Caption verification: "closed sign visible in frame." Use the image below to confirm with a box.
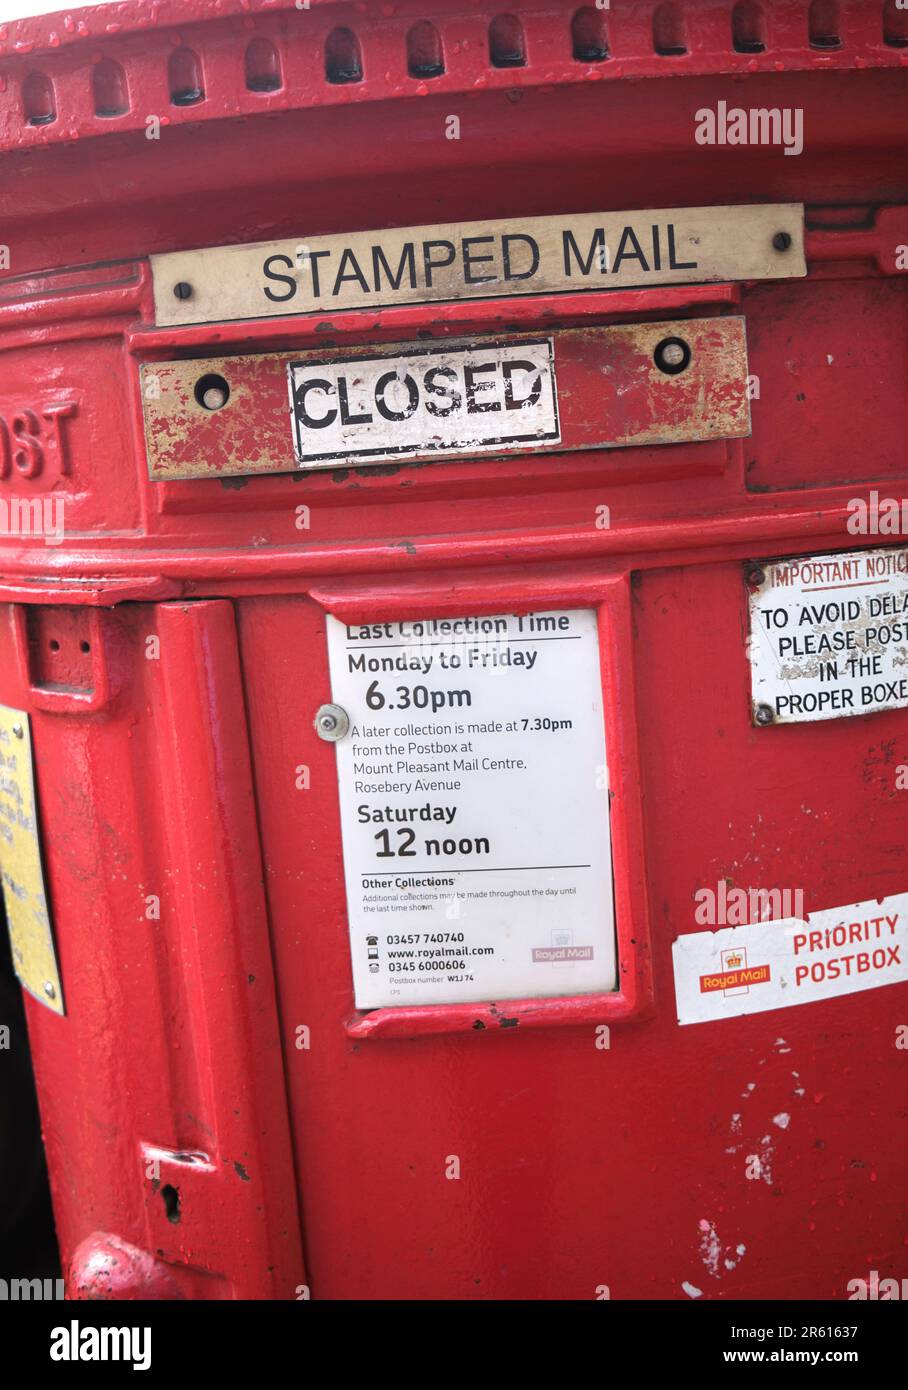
[288,339,558,466]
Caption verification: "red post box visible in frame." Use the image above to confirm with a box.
[0,0,906,1302]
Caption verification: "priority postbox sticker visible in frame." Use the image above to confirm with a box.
[672,892,908,1025]
[288,338,559,466]
[324,608,616,1011]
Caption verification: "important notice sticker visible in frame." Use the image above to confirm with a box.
[325,609,616,1010]
[673,892,908,1025]
[748,546,908,724]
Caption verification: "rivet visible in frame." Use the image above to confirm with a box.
[654,337,692,375]
[173,281,193,300]
[747,567,766,587]
[659,342,685,367]
[194,373,231,411]
[754,704,775,726]
[315,703,349,741]
[43,981,56,999]
[772,232,792,252]
[11,723,24,739]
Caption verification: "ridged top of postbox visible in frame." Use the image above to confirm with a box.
[0,0,905,154]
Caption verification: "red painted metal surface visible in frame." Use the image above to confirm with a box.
[0,0,906,1300]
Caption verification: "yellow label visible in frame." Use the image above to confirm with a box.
[0,706,63,1014]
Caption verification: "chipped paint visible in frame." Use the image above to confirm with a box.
[699,1219,722,1276]
[698,1222,747,1279]
[758,1136,775,1184]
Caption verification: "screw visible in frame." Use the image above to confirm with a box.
[659,342,685,368]
[194,373,231,411]
[315,703,349,741]
[747,567,766,588]
[754,704,775,726]
[173,281,193,300]
[43,981,56,999]
[11,723,23,739]
[772,232,792,252]
[654,337,691,375]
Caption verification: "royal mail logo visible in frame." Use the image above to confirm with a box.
[699,945,771,995]
[532,946,594,962]
[701,963,771,993]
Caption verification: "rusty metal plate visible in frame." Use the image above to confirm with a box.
[0,705,63,1014]
[151,204,805,326]
[141,317,750,480]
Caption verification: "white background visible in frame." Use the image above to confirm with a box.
[0,1,121,19]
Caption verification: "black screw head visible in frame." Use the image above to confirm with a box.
[173,281,193,301]
[748,567,766,588]
[754,704,775,726]
[772,232,792,252]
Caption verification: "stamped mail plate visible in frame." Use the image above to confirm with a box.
[151,203,805,327]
